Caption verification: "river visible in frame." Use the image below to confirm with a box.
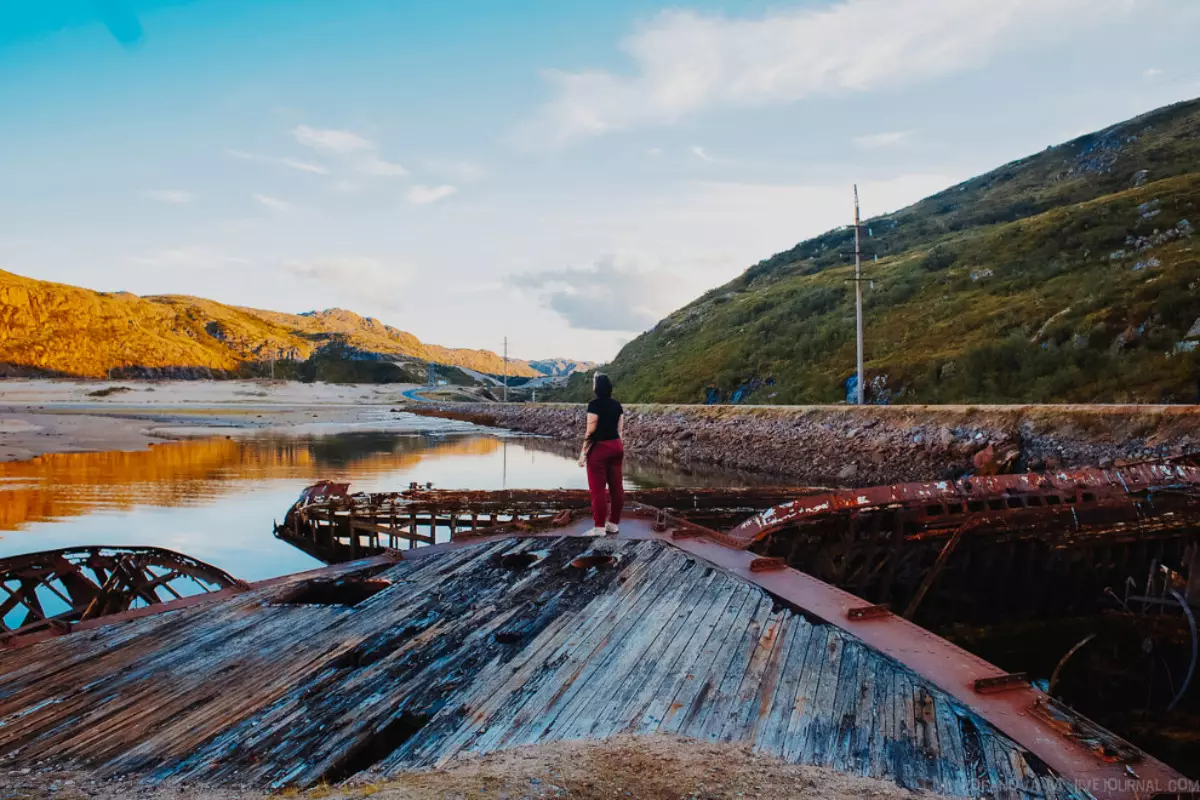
[0,414,767,586]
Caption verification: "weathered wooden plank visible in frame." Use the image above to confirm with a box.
[719,607,791,744]
[678,593,773,740]
[798,628,848,768]
[847,641,877,778]
[751,610,807,757]
[910,683,941,792]
[587,562,721,739]
[890,664,919,791]
[984,732,1026,800]
[554,557,704,740]
[780,618,830,764]
[470,545,683,751]
[868,652,898,784]
[823,636,865,771]
[413,546,670,765]
[115,540,591,783]
[658,582,756,734]
[624,568,737,734]
[931,695,969,796]
[527,551,694,744]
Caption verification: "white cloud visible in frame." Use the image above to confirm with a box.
[357,155,409,177]
[423,159,487,182]
[141,189,193,204]
[647,147,664,156]
[282,257,412,309]
[332,179,363,195]
[854,130,915,149]
[405,184,458,205]
[525,0,1140,145]
[690,145,715,163]
[1143,67,1164,78]
[499,171,958,335]
[224,149,329,175]
[129,246,251,269]
[253,193,292,211]
[277,158,329,175]
[507,254,685,332]
[291,125,408,177]
[291,125,374,154]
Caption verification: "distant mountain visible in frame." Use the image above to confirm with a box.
[0,270,541,380]
[527,359,598,377]
[579,97,1200,404]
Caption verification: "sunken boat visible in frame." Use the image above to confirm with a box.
[0,459,1197,798]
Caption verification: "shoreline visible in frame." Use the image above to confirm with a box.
[0,379,435,463]
[413,401,1200,485]
[6,379,1200,485]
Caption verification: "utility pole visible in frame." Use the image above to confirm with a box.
[502,337,509,403]
[853,185,865,406]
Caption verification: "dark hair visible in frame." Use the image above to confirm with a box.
[593,373,613,399]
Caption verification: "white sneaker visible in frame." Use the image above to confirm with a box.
[605,522,620,534]
[585,527,606,537]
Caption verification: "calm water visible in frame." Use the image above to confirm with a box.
[0,417,761,584]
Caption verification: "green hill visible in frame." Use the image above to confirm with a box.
[584,97,1200,404]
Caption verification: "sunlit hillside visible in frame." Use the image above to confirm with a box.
[0,271,540,379]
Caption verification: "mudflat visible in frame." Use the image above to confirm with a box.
[0,379,429,463]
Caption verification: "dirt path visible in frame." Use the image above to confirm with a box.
[0,736,927,800]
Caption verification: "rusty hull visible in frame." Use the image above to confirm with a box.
[0,546,244,643]
[0,528,1138,799]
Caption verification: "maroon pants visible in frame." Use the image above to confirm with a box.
[586,439,624,528]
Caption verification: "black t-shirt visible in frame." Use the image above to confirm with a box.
[586,397,623,442]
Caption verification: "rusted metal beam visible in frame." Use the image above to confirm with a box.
[623,509,1185,800]
[727,456,1200,547]
[902,521,974,620]
[974,673,1030,694]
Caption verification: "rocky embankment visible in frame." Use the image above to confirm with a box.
[413,403,1200,486]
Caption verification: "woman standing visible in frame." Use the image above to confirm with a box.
[578,373,624,536]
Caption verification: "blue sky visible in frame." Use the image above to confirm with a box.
[2,0,1199,362]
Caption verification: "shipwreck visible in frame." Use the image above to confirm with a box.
[1,457,1199,798]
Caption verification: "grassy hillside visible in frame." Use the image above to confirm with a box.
[585,97,1200,404]
[0,271,539,379]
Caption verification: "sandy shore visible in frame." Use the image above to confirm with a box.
[0,734,925,799]
[0,379,455,463]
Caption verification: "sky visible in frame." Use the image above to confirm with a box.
[1,0,1199,363]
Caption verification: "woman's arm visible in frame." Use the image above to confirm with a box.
[618,414,625,440]
[579,412,598,466]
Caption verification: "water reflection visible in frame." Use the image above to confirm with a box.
[0,429,762,581]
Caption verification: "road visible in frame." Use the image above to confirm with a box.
[402,387,432,402]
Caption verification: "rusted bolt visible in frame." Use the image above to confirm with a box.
[846,604,892,621]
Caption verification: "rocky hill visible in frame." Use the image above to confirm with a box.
[0,270,539,379]
[578,97,1200,404]
[528,359,597,377]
